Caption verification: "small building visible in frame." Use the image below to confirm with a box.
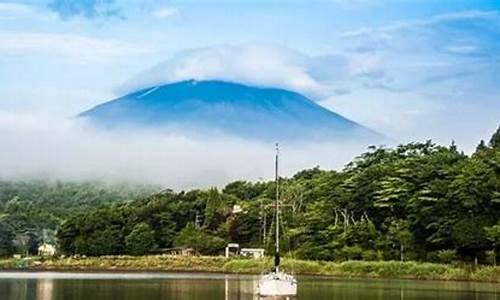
[225,243,240,258]
[240,248,265,259]
[160,246,195,256]
[38,243,56,257]
[225,243,265,259]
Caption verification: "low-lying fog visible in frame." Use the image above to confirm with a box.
[0,112,375,189]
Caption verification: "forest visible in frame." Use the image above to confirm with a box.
[0,181,157,256]
[1,127,499,265]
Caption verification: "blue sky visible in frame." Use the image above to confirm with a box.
[1,0,499,151]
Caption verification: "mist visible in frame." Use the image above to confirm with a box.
[0,112,375,189]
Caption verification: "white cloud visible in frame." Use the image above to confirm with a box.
[118,44,383,98]
[338,9,500,93]
[0,2,32,16]
[0,112,369,188]
[151,6,179,19]
[120,45,320,95]
[342,10,499,38]
[0,31,152,64]
[0,2,57,22]
[0,2,55,20]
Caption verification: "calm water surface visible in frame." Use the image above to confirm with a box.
[0,272,499,300]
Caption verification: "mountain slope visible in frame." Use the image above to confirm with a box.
[80,80,380,141]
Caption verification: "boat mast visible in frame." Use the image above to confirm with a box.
[274,143,280,272]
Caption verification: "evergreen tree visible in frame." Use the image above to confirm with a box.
[489,125,500,149]
[476,140,487,153]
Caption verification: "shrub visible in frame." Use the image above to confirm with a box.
[436,249,458,264]
[361,250,378,261]
[174,222,226,255]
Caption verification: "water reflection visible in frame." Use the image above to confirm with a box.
[223,274,258,300]
[36,279,53,300]
[0,272,498,300]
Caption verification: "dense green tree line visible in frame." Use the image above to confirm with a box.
[1,127,499,265]
[52,126,500,265]
[0,180,158,256]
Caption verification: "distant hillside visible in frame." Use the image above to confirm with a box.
[80,80,382,141]
[0,180,159,255]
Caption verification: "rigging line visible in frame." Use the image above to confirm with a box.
[279,204,297,275]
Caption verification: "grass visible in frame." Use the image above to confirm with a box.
[320,261,470,281]
[0,256,499,283]
[0,259,19,269]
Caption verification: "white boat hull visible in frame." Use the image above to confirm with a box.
[257,273,297,297]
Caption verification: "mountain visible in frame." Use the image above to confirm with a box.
[79,80,381,141]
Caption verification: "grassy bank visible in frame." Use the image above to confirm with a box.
[1,256,499,283]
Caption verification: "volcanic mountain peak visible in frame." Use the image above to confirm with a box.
[80,80,381,142]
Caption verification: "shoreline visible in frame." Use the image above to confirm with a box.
[1,256,499,283]
[0,268,493,286]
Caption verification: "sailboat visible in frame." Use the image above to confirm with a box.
[257,144,298,297]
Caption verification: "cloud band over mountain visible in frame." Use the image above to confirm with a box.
[118,45,382,99]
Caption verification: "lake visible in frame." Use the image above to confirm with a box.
[0,272,499,300]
